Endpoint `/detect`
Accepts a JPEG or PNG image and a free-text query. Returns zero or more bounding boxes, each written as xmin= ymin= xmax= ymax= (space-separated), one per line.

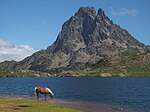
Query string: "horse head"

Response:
xmin=46 ymin=88 xmax=54 ymax=98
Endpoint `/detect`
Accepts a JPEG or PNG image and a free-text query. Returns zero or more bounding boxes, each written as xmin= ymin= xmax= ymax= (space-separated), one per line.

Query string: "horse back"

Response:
xmin=36 ymin=87 xmax=50 ymax=94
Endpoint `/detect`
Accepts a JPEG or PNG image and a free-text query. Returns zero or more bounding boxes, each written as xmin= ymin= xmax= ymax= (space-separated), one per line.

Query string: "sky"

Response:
xmin=0 ymin=0 xmax=150 ymax=62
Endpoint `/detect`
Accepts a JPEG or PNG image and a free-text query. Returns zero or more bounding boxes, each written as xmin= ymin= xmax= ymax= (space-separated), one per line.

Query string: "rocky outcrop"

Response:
xmin=0 ymin=7 xmax=145 ymax=74
xmin=0 ymin=60 xmax=17 ymax=69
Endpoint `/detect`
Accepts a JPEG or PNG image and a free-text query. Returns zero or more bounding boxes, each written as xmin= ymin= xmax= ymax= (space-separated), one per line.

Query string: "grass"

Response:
xmin=0 ymin=63 xmax=150 ymax=77
xmin=0 ymin=68 xmax=53 ymax=77
xmin=87 ymin=63 xmax=150 ymax=77
xmin=84 ymin=53 xmax=150 ymax=77
xmin=125 ymin=64 xmax=150 ymax=76
xmin=0 ymin=97 xmax=81 ymax=112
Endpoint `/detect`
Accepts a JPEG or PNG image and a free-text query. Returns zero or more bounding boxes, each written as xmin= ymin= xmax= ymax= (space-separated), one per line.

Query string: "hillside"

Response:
xmin=76 ymin=52 xmax=150 ymax=77
xmin=0 ymin=52 xmax=150 ymax=77
xmin=0 ymin=68 xmax=53 ymax=77
xmin=0 ymin=6 xmax=147 ymax=75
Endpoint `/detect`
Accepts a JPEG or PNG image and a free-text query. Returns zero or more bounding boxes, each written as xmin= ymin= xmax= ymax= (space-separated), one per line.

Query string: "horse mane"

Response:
xmin=46 ymin=88 xmax=53 ymax=94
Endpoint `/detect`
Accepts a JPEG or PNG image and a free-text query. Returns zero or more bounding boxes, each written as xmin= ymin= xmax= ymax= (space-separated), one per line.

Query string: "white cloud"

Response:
xmin=109 ymin=7 xmax=139 ymax=16
xmin=0 ymin=39 xmax=39 ymax=62
xmin=0 ymin=39 xmax=15 ymax=48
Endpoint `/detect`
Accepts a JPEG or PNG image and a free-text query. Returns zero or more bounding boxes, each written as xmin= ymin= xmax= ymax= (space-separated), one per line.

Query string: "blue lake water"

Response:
xmin=0 ymin=77 xmax=150 ymax=112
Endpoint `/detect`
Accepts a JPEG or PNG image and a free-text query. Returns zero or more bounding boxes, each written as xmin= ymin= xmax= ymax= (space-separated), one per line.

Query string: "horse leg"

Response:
xmin=36 ymin=92 xmax=39 ymax=100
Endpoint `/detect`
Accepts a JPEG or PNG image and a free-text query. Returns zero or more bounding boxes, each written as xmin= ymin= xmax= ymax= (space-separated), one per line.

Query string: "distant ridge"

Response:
xmin=0 ymin=6 xmax=145 ymax=74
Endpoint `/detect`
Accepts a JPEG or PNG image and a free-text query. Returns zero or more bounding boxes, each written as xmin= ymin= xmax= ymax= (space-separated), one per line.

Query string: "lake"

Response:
xmin=0 ymin=77 xmax=150 ymax=112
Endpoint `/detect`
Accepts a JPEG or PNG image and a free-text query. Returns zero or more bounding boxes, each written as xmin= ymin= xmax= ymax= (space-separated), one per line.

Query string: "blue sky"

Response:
xmin=0 ymin=0 xmax=150 ymax=61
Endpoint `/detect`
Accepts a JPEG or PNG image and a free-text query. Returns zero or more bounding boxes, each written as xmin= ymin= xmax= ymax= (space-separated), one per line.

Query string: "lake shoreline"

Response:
xmin=51 ymin=98 xmax=133 ymax=112
xmin=0 ymin=96 xmax=133 ymax=112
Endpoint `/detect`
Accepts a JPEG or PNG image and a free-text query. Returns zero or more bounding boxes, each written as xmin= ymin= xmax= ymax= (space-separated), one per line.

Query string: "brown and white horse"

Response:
xmin=34 ymin=86 xmax=54 ymax=100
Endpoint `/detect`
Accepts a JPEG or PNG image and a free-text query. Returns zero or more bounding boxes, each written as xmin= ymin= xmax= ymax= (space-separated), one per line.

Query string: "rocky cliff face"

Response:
xmin=0 ymin=7 xmax=145 ymax=74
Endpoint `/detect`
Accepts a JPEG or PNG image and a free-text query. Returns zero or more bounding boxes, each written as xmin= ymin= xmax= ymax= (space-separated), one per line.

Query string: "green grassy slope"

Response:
xmin=0 ymin=97 xmax=81 ymax=112
xmin=82 ymin=53 xmax=150 ymax=77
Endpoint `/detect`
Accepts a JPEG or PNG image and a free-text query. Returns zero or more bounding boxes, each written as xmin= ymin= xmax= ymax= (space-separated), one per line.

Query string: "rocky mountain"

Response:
xmin=0 ymin=7 xmax=145 ymax=74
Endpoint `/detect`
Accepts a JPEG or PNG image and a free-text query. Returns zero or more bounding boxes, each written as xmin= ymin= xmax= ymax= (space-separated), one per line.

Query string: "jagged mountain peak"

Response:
xmin=97 ymin=8 xmax=105 ymax=16
xmin=49 ymin=7 xmax=112 ymax=53
xmin=75 ymin=7 xmax=107 ymax=19
xmin=96 ymin=8 xmax=111 ymax=22
xmin=0 ymin=6 xmax=145 ymax=74
xmin=75 ymin=6 xmax=96 ymax=18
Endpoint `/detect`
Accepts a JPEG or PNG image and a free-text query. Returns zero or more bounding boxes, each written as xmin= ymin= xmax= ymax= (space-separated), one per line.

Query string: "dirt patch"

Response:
xmin=51 ymin=98 xmax=133 ymax=112
xmin=17 ymin=104 xmax=31 ymax=108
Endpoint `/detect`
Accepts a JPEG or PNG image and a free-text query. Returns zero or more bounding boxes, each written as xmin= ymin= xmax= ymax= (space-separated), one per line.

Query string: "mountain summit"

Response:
xmin=0 ymin=7 xmax=145 ymax=74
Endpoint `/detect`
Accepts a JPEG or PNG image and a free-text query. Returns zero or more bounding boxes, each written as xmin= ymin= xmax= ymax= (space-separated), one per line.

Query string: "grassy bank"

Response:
xmin=84 ymin=63 xmax=150 ymax=77
xmin=0 ymin=68 xmax=53 ymax=77
xmin=0 ymin=97 xmax=81 ymax=112
xmin=0 ymin=64 xmax=150 ymax=77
